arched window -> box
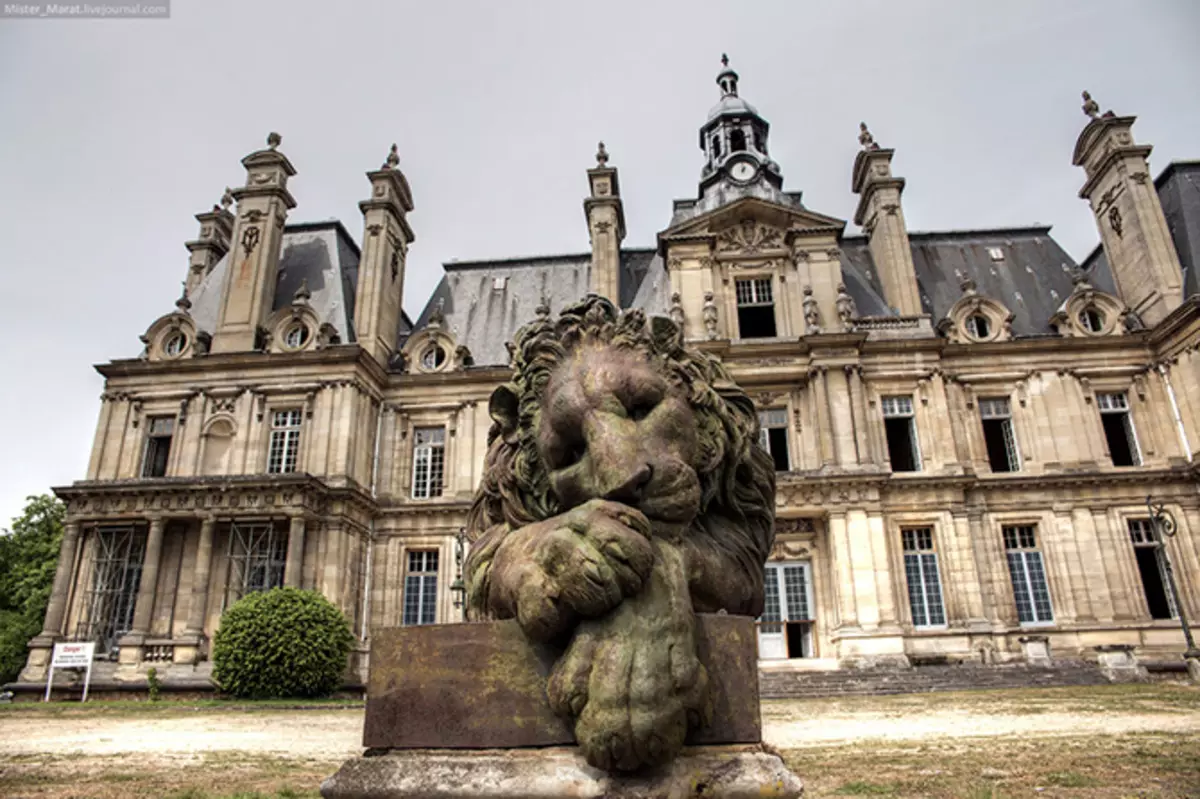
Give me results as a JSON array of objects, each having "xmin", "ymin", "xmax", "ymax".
[
  {"xmin": 711, "ymin": 136, "xmax": 722, "ymax": 159},
  {"xmin": 730, "ymin": 128, "xmax": 746, "ymax": 153}
]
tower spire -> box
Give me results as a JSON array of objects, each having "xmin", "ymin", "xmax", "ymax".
[{"xmin": 716, "ymin": 53, "xmax": 738, "ymax": 97}]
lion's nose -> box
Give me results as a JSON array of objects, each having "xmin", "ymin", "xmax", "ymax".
[{"xmin": 603, "ymin": 464, "xmax": 653, "ymax": 505}]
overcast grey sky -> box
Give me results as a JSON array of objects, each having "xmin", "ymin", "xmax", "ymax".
[{"xmin": 1, "ymin": 0, "xmax": 1198, "ymax": 526}]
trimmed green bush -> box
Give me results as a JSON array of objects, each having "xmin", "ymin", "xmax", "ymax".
[{"xmin": 212, "ymin": 587, "xmax": 355, "ymax": 699}]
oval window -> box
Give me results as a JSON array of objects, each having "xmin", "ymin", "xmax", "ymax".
[
  {"xmin": 284, "ymin": 323, "xmax": 310, "ymax": 349},
  {"xmin": 1078, "ymin": 307, "xmax": 1105, "ymax": 334},
  {"xmin": 163, "ymin": 331, "xmax": 188, "ymax": 356},
  {"xmin": 966, "ymin": 314, "xmax": 991, "ymax": 340},
  {"xmin": 421, "ymin": 345, "xmax": 447, "ymax": 371}
]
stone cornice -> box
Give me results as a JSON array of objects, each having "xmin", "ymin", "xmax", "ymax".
[{"xmin": 96, "ymin": 344, "xmax": 391, "ymax": 387}]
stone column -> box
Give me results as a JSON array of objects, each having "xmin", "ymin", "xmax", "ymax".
[
  {"xmin": 39, "ymin": 521, "xmax": 82, "ymax": 638},
  {"xmin": 129, "ymin": 518, "xmax": 166, "ymax": 636},
  {"xmin": 285, "ymin": 515, "xmax": 307, "ymax": 588},
  {"xmin": 184, "ymin": 517, "xmax": 216, "ymax": 635}
]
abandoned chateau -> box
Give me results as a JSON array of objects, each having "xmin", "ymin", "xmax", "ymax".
[{"xmin": 18, "ymin": 61, "xmax": 1200, "ymax": 688}]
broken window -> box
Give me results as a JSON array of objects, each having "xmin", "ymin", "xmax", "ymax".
[
  {"xmin": 141, "ymin": 416, "xmax": 175, "ymax": 478},
  {"xmin": 403, "ymin": 550, "xmax": 439, "ymax": 626},
  {"xmin": 1003, "ymin": 525, "xmax": 1054, "ymax": 624},
  {"xmin": 979, "ymin": 397, "xmax": 1020, "ymax": 472},
  {"xmin": 267, "ymin": 409, "xmax": 303, "ymax": 474},
  {"xmin": 757, "ymin": 408, "xmax": 791, "ymax": 471},
  {"xmin": 76, "ymin": 524, "xmax": 146, "ymax": 657},
  {"xmin": 1097, "ymin": 392, "xmax": 1141, "ymax": 466},
  {"xmin": 224, "ymin": 520, "xmax": 287, "ymax": 609},
  {"xmin": 735, "ymin": 278, "xmax": 776, "ymax": 338},
  {"xmin": 1128, "ymin": 519, "xmax": 1176, "ymax": 620},
  {"xmin": 902, "ymin": 528, "xmax": 946, "ymax": 627},
  {"xmin": 881, "ymin": 395, "xmax": 921, "ymax": 472},
  {"xmin": 412, "ymin": 427, "xmax": 446, "ymax": 499}
]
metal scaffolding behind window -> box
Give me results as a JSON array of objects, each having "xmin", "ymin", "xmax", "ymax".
[
  {"xmin": 411, "ymin": 427, "xmax": 446, "ymax": 499},
  {"xmin": 403, "ymin": 550, "xmax": 439, "ymax": 626},
  {"xmin": 902, "ymin": 528, "xmax": 946, "ymax": 627},
  {"xmin": 267, "ymin": 409, "xmax": 303, "ymax": 474},
  {"xmin": 224, "ymin": 520, "xmax": 287, "ymax": 609},
  {"xmin": 1003, "ymin": 524, "xmax": 1054, "ymax": 624},
  {"xmin": 76, "ymin": 524, "xmax": 146, "ymax": 658}
]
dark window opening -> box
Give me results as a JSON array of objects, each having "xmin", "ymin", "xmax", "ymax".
[
  {"xmin": 786, "ymin": 622, "xmax": 810, "ymax": 658},
  {"xmin": 982, "ymin": 420, "xmax": 1017, "ymax": 472},
  {"xmin": 1135, "ymin": 547, "xmax": 1173, "ymax": 620},
  {"xmin": 730, "ymin": 128, "xmax": 746, "ymax": 152},
  {"xmin": 711, "ymin": 136, "xmax": 721, "ymax": 159},
  {"xmin": 767, "ymin": 428, "xmax": 790, "ymax": 471},
  {"xmin": 142, "ymin": 417, "xmax": 174, "ymax": 478},
  {"xmin": 885, "ymin": 418, "xmax": 919, "ymax": 472},
  {"xmin": 966, "ymin": 314, "xmax": 990, "ymax": 339},
  {"xmin": 736, "ymin": 278, "xmax": 776, "ymax": 338},
  {"xmin": 1101, "ymin": 413, "xmax": 1137, "ymax": 466}
]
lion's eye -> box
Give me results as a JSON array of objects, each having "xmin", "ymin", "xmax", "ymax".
[{"xmin": 628, "ymin": 401, "xmax": 656, "ymax": 422}]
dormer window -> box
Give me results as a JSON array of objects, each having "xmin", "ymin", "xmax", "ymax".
[
  {"xmin": 283, "ymin": 323, "xmax": 310, "ymax": 349},
  {"xmin": 965, "ymin": 314, "xmax": 991, "ymax": 340},
  {"xmin": 1079, "ymin": 307, "xmax": 1105, "ymax": 333},
  {"xmin": 163, "ymin": 331, "xmax": 188, "ymax": 357},
  {"xmin": 421, "ymin": 344, "xmax": 447, "ymax": 371}
]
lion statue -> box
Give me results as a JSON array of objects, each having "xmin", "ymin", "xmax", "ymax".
[{"xmin": 464, "ymin": 294, "xmax": 775, "ymax": 772}]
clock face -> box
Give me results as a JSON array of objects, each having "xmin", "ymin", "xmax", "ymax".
[{"xmin": 728, "ymin": 160, "xmax": 757, "ymax": 182}]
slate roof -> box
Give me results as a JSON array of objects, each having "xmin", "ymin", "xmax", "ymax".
[
  {"xmin": 1082, "ymin": 160, "xmax": 1200, "ymax": 301},
  {"xmin": 188, "ymin": 221, "xmax": 366, "ymax": 343},
  {"xmin": 841, "ymin": 228, "xmax": 1083, "ymax": 336}
]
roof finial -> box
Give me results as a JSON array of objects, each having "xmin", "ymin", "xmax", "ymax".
[
  {"xmin": 1081, "ymin": 90, "xmax": 1100, "ymax": 119},
  {"xmin": 176, "ymin": 281, "xmax": 192, "ymax": 312},
  {"xmin": 220, "ymin": 187, "xmax": 234, "ymax": 210},
  {"xmin": 384, "ymin": 143, "xmax": 399, "ymax": 170},
  {"xmin": 858, "ymin": 122, "xmax": 880, "ymax": 151},
  {"xmin": 294, "ymin": 278, "xmax": 311, "ymax": 303},
  {"xmin": 720, "ymin": 53, "xmax": 729, "ymax": 68},
  {"xmin": 267, "ymin": 131, "xmax": 282, "ymax": 150},
  {"xmin": 428, "ymin": 297, "xmax": 446, "ymax": 328},
  {"xmin": 596, "ymin": 141, "xmax": 608, "ymax": 166}
]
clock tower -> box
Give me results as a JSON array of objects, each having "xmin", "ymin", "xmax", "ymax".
[{"xmin": 698, "ymin": 55, "xmax": 783, "ymax": 198}]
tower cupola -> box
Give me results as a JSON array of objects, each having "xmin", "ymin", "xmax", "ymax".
[{"xmin": 698, "ymin": 55, "xmax": 782, "ymax": 192}]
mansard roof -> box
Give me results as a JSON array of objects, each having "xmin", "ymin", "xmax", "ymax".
[
  {"xmin": 188, "ymin": 220, "xmax": 378, "ymax": 349},
  {"xmin": 1082, "ymin": 160, "xmax": 1200, "ymax": 302}
]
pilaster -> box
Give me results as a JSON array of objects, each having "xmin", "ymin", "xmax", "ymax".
[
  {"xmin": 285, "ymin": 515, "xmax": 307, "ymax": 588},
  {"xmin": 118, "ymin": 516, "xmax": 166, "ymax": 665}
]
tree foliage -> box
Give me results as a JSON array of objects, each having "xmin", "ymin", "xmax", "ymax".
[
  {"xmin": 212, "ymin": 587, "xmax": 355, "ymax": 699},
  {"xmin": 0, "ymin": 494, "xmax": 65, "ymax": 684}
]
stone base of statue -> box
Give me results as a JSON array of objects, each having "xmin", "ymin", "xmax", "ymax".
[
  {"xmin": 321, "ymin": 745, "xmax": 801, "ymax": 798},
  {"xmin": 321, "ymin": 615, "xmax": 802, "ymax": 798}
]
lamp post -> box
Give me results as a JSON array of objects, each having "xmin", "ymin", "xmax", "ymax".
[
  {"xmin": 450, "ymin": 527, "xmax": 468, "ymax": 620},
  {"xmin": 1145, "ymin": 497, "xmax": 1200, "ymax": 676}
]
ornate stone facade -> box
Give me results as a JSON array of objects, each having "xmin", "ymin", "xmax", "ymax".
[{"xmin": 19, "ymin": 66, "xmax": 1200, "ymax": 686}]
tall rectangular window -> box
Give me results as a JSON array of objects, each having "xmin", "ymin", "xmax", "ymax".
[
  {"xmin": 77, "ymin": 524, "xmax": 146, "ymax": 657},
  {"xmin": 1097, "ymin": 392, "xmax": 1141, "ymax": 466},
  {"xmin": 1003, "ymin": 525, "xmax": 1054, "ymax": 625},
  {"xmin": 1128, "ymin": 519, "xmax": 1176, "ymax": 620},
  {"xmin": 267, "ymin": 409, "xmax": 303, "ymax": 474},
  {"xmin": 224, "ymin": 520, "xmax": 287, "ymax": 609},
  {"xmin": 735, "ymin": 278, "xmax": 777, "ymax": 338},
  {"xmin": 758, "ymin": 408, "xmax": 790, "ymax": 471},
  {"xmin": 902, "ymin": 528, "xmax": 946, "ymax": 627},
  {"xmin": 760, "ymin": 562, "xmax": 814, "ymax": 658},
  {"xmin": 403, "ymin": 550, "xmax": 439, "ymax": 625},
  {"xmin": 979, "ymin": 397, "xmax": 1020, "ymax": 473},
  {"xmin": 412, "ymin": 427, "xmax": 446, "ymax": 499},
  {"xmin": 881, "ymin": 395, "xmax": 921, "ymax": 472},
  {"xmin": 141, "ymin": 416, "xmax": 175, "ymax": 478}
]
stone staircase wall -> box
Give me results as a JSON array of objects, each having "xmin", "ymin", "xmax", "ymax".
[{"xmin": 759, "ymin": 660, "xmax": 1111, "ymax": 699}]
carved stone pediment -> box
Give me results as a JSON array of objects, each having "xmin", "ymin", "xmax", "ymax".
[{"xmin": 716, "ymin": 220, "xmax": 785, "ymax": 255}]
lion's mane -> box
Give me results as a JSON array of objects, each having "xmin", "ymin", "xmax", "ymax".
[{"xmin": 465, "ymin": 294, "xmax": 776, "ymax": 617}]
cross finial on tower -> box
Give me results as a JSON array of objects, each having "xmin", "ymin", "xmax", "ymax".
[
  {"xmin": 596, "ymin": 141, "xmax": 608, "ymax": 166},
  {"xmin": 384, "ymin": 143, "xmax": 399, "ymax": 170},
  {"xmin": 267, "ymin": 131, "xmax": 282, "ymax": 150},
  {"xmin": 721, "ymin": 53, "xmax": 729, "ymax": 67}
]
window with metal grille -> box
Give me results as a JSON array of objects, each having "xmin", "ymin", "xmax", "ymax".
[
  {"xmin": 735, "ymin": 277, "xmax": 776, "ymax": 338},
  {"xmin": 1003, "ymin": 525, "xmax": 1054, "ymax": 624},
  {"xmin": 76, "ymin": 524, "xmax": 146, "ymax": 657},
  {"xmin": 901, "ymin": 528, "xmax": 946, "ymax": 627},
  {"xmin": 403, "ymin": 550, "xmax": 439, "ymax": 625},
  {"xmin": 141, "ymin": 416, "xmax": 175, "ymax": 478},
  {"xmin": 757, "ymin": 408, "xmax": 790, "ymax": 471},
  {"xmin": 411, "ymin": 427, "xmax": 446, "ymax": 499},
  {"xmin": 1128, "ymin": 518, "xmax": 1176, "ymax": 620},
  {"xmin": 224, "ymin": 521, "xmax": 287, "ymax": 609},
  {"xmin": 267, "ymin": 409, "xmax": 303, "ymax": 474},
  {"xmin": 979, "ymin": 397, "xmax": 1020, "ymax": 473},
  {"xmin": 881, "ymin": 395, "xmax": 921, "ymax": 472},
  {"xmin": 1097, "ymin": 392, "xmax": 1141, "ymax": 466}
]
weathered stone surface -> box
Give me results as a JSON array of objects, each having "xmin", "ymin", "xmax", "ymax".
[
  {"xmin": 363, "ymin": 614, "xmax": 761, "ymax": 749},
  {"xmin": 321, "ymin": 745, "xmax": 802, "ymax": 799}
]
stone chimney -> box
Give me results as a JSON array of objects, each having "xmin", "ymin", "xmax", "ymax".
[
  {"xmin": 1073, "ymin": 92, "xmax": 1183, "ymax": 327},
  {"xmin": 354, "ymin": 144, "xmax": 415, "ymax": 365},
  {"xmin": 211, "ymin": 132, "xmax": 297, "ymax": 354},
  {"xmin": 183, "ymin": 188, "xmax": 234, "ymax": 297},
  {"xmin": 851, "ymin": 123, "xmax": 922, "ymax": 316},
  {"xmin": 584, "ymin": 142, "xmax": 626, "ymax": 302}
]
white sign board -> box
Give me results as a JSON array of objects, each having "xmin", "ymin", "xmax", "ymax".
[{"xmin": 45, "ymin": 641, "xmax": 95, "ymax": 702}]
